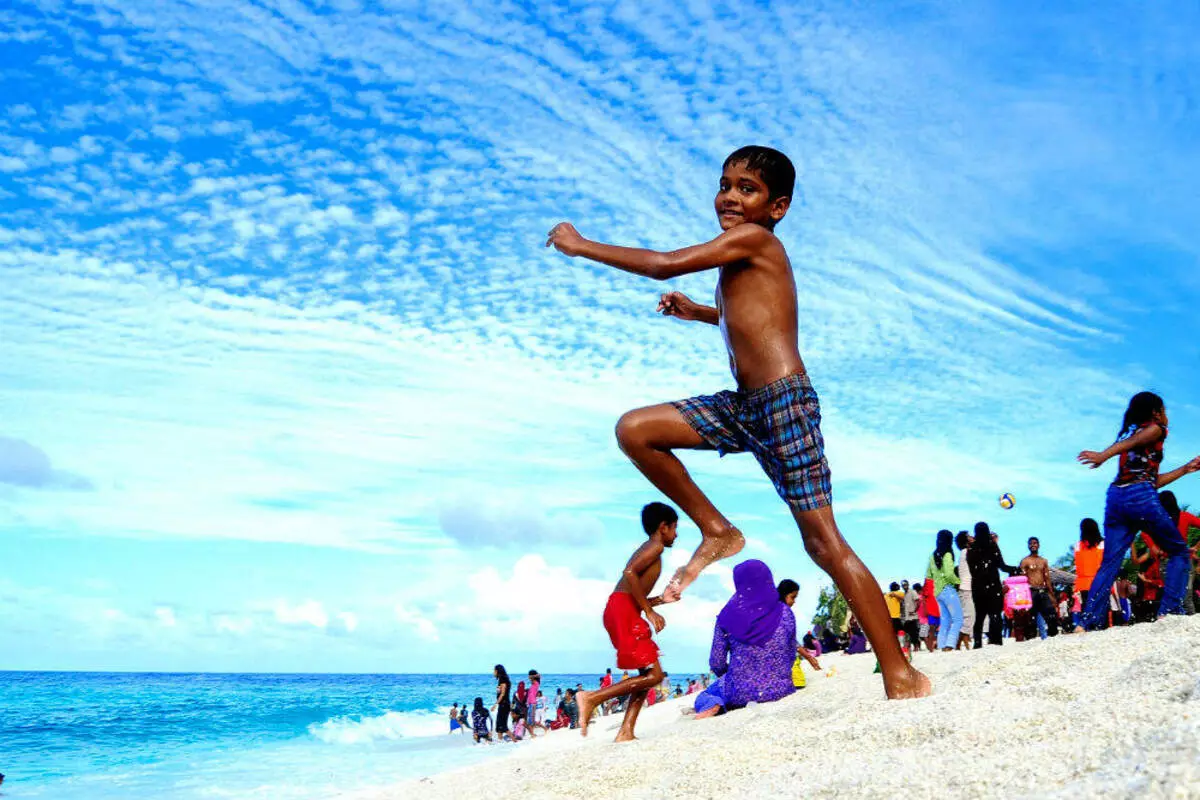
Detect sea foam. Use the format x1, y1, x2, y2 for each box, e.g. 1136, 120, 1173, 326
308, 709, 448, 744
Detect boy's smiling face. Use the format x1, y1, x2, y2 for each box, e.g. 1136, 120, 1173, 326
714, 160, 790, 230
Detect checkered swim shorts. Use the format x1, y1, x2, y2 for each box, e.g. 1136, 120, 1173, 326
671, 373, 832, 512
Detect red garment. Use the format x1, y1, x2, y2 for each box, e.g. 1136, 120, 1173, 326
1178, 511, 1200, 540
602, 592, 658, 670
1138, 533, 1163, 601
921, 580, 939, 617
599, 674, 613, 689
646, 689, 657, 706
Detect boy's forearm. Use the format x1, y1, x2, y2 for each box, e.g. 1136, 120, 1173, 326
694, 305, 720, 325
576, 239, 672, 280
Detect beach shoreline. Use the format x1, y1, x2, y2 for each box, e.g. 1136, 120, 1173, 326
356, 616, 1200, 800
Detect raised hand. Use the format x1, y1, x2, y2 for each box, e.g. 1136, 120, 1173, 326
1184, 455, 1200, 474
546, 222, 586, 256
1077, 450, 1105, 469
656, 291, 701, 321
646, 609, 666, 634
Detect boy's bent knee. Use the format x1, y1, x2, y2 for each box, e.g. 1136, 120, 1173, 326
615, 412, 647, 452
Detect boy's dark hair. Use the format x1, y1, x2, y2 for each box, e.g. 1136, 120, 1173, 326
955, 531, 971, 550
974, 521, 992, 539
641, 501, 678, 535
888, 581, 900, 591
1120, 391, 1164, 437
778, 578, 800, 600
724, 145, 795, 200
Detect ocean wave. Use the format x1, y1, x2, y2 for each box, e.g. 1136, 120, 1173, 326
308, 709, 449, 744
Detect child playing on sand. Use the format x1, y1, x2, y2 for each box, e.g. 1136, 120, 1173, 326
1077, 391, 1200, 628
574, 502, 677, 742
547, 146, 929, 699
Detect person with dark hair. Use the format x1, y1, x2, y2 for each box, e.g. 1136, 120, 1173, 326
492, 665, 511, 738
574, 502, 676, 742
884, 582, 905, 635
900, 579, 921, 651
1160, 490, 1200, 615
470, 697, 492, 743
1077, 392, 1200, 627
926, 530, 962, 651
968, 522, 1020, 647
777, 578, 800, 605
1074, 518, 1105, 628
1020, 537, 1058, 639
955, 531, 975, 649
547, 147, 930, 700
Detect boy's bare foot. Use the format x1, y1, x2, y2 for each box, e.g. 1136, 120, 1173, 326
614, 731, 638, 743
883, 666, 932, 700
1073, 625, 1085, 634
662, 528, 746, 602
575, 691, 595, 737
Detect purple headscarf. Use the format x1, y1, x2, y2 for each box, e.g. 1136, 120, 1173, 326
717, 560, 785, 646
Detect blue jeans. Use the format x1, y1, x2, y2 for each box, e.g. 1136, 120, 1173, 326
1082, 482, 1190, 628
936, 587, 963, 649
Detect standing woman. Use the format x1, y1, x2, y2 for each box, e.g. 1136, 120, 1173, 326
968, 522, 1018, 647
926, 530, 962, 652
1077, 392, 1200, 628
1073, 518, 1104, 627
492, 664, 512, 739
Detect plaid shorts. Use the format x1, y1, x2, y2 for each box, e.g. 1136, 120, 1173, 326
671, 373, 832, 512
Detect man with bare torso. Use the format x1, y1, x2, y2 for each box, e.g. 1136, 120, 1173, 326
547, 145, 929, 699
1020, 537, 1059, 639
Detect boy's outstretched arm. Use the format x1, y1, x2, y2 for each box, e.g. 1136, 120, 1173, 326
546, 221, 771, 281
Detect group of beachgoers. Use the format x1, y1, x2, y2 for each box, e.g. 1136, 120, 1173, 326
453, 663, 721, 743
870, 503, 1200, 655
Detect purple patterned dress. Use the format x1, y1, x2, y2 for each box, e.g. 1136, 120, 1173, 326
709, 605, 797, 709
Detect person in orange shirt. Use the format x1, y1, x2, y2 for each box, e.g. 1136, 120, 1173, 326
1160, 491, 1200, 615
1073, 518, 1104, 630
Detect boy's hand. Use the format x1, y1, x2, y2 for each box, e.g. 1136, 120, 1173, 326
546, 222, 586, 256
1183, 455, 1200, 474
646, 609, 666, 633
1077, 450, 1105, 468
657, 291, 702, 320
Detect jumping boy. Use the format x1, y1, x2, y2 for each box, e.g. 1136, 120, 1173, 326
548, 146, 929, 698
575, 502, 676, 741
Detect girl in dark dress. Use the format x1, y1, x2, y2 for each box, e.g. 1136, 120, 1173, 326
493, 664, 511, 736
470, 697, 492, 743
968, 521, 1019, 647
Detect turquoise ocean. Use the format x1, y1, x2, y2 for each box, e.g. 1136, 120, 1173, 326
0, 671, 610, 799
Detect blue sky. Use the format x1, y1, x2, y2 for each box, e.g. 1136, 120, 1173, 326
2, 0, 1198, 674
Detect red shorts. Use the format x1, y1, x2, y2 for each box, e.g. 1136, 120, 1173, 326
603, 592, 659, 670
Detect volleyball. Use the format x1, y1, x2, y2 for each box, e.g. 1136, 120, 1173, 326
999, 493, 1016, 510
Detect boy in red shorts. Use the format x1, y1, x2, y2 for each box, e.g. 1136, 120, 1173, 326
548, 146, 929, 699
576, 502, 676, 742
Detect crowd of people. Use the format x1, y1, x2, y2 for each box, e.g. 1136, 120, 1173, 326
867, 494, 1200, 654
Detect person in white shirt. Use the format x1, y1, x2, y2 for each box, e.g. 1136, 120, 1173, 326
955, 531, 976, 650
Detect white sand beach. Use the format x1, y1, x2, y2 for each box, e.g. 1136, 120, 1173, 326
361, 616, 1200, 800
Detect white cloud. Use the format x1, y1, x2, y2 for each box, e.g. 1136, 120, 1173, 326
273, 599, 329, 629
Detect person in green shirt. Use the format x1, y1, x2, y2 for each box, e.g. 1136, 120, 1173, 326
926, 529, 963, 651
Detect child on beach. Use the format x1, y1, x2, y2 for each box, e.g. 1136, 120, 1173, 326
547, 146, 929, 699
1077, 392, 1200, 628
470, 697, 492, 743
574, 502, 677, 742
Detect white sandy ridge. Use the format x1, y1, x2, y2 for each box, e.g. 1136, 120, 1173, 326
353, 616, 1200, 800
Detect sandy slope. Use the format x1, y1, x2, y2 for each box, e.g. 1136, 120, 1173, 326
359, 616, 1200, 800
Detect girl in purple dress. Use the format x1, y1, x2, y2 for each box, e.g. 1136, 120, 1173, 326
708, 559, 797, 709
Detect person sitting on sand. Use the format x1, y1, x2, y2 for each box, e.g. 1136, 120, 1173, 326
470, 697, 492, 743
843, 619, 869, 655
779, 578, 821, 687
573, 502, 676, 742
708, 559, 797, 710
